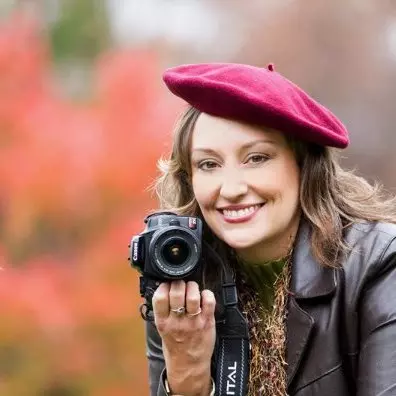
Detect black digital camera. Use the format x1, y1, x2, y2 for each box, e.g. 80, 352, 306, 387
129, 212, 203, 303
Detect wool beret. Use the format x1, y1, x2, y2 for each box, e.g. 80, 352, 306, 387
163, 63, 349, 148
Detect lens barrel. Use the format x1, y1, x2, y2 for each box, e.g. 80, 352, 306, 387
149, 226, 200, 278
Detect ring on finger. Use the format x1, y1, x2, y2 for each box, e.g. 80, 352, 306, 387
170, 306, 186, 316
187, 307, 202, 317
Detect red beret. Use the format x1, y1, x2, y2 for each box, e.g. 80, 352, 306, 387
163, 63, 349, 148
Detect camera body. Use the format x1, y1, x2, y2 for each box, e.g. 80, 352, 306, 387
130, 212, 203, 294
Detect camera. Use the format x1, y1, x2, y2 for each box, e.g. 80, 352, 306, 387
129, 212, 203, 298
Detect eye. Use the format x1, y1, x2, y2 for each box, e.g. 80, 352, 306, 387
245, 154, 270, 164
198, 160, 219, 171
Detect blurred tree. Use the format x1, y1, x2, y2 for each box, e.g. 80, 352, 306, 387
0, 9, 180, 395
50, 0, 110, 62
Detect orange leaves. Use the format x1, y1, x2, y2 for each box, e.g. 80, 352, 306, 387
0, 10, 182, 395
0, 12, 49, 120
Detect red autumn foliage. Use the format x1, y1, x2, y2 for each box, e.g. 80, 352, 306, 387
0, 11, 181, 395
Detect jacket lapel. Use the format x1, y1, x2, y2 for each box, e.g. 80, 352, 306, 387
286, 220, 337, 387
286, 297, 314, 386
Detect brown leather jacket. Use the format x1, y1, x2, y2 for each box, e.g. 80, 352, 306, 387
145, 221, 396, 395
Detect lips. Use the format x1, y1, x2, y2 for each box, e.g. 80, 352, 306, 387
217, 203, 265, 223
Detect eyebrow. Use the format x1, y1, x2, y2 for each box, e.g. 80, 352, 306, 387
191, 139, 277, 155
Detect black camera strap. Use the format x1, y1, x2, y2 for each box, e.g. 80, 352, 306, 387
215, 280, 250, 396
200, 239, 251, 396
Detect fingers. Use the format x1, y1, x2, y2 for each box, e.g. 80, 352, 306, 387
152, 282, 170, 321
152, 280, 216, 323
186, 281, 201, 315
169, 280, 186, 313
201, 289, 216, 320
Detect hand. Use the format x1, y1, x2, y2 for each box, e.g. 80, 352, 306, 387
152, 280, 216, 395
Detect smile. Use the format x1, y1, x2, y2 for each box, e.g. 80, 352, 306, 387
219, 204, 264, 223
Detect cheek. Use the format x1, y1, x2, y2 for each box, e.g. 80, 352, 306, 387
263, 161, 300, 205
191, 174, 217, 208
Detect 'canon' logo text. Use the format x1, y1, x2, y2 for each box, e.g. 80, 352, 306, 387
132, 241, 138, 262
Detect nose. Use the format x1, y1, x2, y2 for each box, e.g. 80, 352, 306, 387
219, 169, 248, 201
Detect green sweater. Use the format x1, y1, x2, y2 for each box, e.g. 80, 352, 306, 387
238, 257, 287, 311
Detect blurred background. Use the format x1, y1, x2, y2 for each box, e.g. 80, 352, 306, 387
0, 0, 395, 395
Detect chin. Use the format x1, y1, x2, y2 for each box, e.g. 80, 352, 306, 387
222, 233, 264, 250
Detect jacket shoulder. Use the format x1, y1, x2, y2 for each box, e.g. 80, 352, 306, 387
346, 221, 396, 242
343, 221, 396, 286
341, 223, 396, 394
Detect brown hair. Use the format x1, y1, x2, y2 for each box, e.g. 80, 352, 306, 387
153, 106, 396, 269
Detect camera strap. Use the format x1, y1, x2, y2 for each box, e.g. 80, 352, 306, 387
214, 281, 250, 396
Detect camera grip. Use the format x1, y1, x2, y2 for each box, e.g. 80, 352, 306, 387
139, 277, 160, 322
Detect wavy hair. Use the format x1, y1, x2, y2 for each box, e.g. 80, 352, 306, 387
153, 106, 396, 269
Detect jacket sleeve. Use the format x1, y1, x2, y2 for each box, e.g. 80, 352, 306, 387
145, 320, 168, 396
357, 237, 396, 396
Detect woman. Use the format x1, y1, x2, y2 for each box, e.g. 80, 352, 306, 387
144, 63, 396, 395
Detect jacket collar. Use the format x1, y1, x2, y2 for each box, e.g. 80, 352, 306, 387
290, 219, 337, 299
286, 219, 337, 389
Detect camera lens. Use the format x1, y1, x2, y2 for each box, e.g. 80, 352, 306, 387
150, 227, 200, 278
161, 238, 190, 266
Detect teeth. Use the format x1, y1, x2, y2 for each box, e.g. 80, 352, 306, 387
223, 205, 261, 218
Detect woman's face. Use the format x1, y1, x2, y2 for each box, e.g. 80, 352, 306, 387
190, 113, 301, 263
